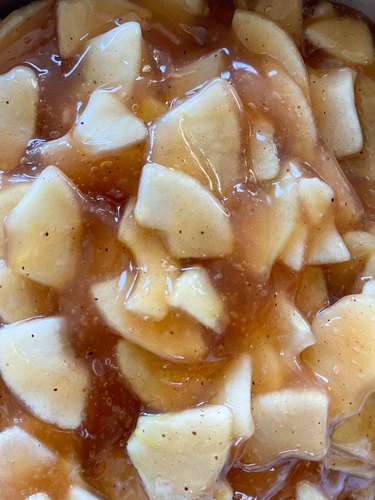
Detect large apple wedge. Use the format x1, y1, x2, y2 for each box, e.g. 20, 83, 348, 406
253, 0, 303, 45
134, 163, 234, 259
92, 276, 208, 362
150, 78, 244, 194
5, 166, 83, 289
232, 10, 308, 95
0, 66, 38, 170
127, 405, 233, 499
0, 317, 90, 429
0, 181, 30, 257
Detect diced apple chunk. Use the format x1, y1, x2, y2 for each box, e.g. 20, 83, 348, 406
254, 0, 303, 45
5, 166, 83, 289
308, 226, 350, 265
118, 198, 178, 321
304, 17, 374, 65
117, 340, 213, 411
168, 267, 228, 334
0, 181, 30, 257
299, 177, 333, 225
67, 485, 101, 500
57, 0, 150, 58
296, 481, 328, 500
281, 222, 308, 271
211, 353, 254, 441
296, 266, 329, 320
242, 388, 329, 463
92, 276, 208, 362
127, 405, 233, 499
0, 66, 39, 170
362, 279, 375, 298
250, 116, 280, 181
135, 163, 234, 259
0, 317, 90, 429
310, 68, 363, 158
151, 79, 244, 194
303, 294, 375, 418
232, 10, 308, 95
0, 260, 52, 323
212, 480, 233, 500
84, 22, 142, 92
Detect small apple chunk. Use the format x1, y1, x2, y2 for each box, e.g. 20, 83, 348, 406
0, 317, 90, 429
134, 0, 208, 23
5, 166, 83, 289
307, 226, 350, 265
249, 116, 280, 181
0, 66, 39, 170
310, 68, 363, 158
298, 177, 334, 225
304, 17, 374, 66
92, 276, 208, 362
150, 78, 244, 194
84, 22, 142, 92
253, 0, 303, 45
296, 266, 329, 320
127, 405, 233, 499
0, 181, 30, 257
135, 163, 234, 259
296, 481, 328, 500
242, 388, 329, 464
168, 267, 228, 334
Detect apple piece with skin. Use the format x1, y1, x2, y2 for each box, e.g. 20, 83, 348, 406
5, 166, 83, 290
150, 78, 244, 195
127, 405, 233, 499
134, 163, 234, 259
0, 317, 90, 430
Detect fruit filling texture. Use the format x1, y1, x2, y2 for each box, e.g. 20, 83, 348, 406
0, 0, 374, 499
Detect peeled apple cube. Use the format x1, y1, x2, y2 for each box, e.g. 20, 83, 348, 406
84, 22, 142, 92
150, 78, 244, 194
5, 166, 83, 289
232, 10, 308, 96
307, 225, 350, 265
243, 388, 329, 463
310, 68, 363, 158
298, 177, 334, 225
0, 317, 90, 429
168, 267, 228, 334
296, 481, 329, 500
303, 294, 375, 418
73, 90, 147, 159
304, 17, 375, 66
127, 405, 233, 499
135, 163, 234, 259
0, 66, 39, 170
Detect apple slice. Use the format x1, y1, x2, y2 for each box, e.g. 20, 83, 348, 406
211, 353, 254, 441
0, 66, 39, 170
84, 22, 142, 92
135, 163, 234, 259
296, 481, 328, 500
127, 405, 233, 499
150, 78, 244, 194
73, 90, 147, 159
5, 166, 83, 289
0, 317, 90, 429
0, 260, 52, 324
57, 0, 150, 58
118, 198, 178, 321
232, 10, 308, 95
310, 68, 363, 158
254, 0, 303, 45
304, 17, 374, 65
117, 340, 214, 412
303, 294, 375, 418
242, 388, 329, 463
0, 181, 30, 257
249, 116, 280, 181
168, 267, 228, 334
92, 276, 208, 362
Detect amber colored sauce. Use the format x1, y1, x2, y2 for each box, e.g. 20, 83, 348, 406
0, 0, 374, 498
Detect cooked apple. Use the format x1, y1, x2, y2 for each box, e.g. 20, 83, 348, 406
0, 66, 39, 170
296, 266, 329, 320
168, 267, 228, 334
117, 340, 214, 411
27, 494, 51, 500
298, 177, 334, 225
253, 0, 303, 45
303, 294, 375, 418
0, 260, 52, 323
127, 405, 233, 499
134, 0, 208, 23
232, 10, 308, 95
0, 317, 90, 429
67, 485, 101, 500
57, 0, 150, 58
118, 198, 178, 321
242, 388, 329, 463
134, 163, 234, 259
326, 448, 375, 481
307, 225, 350, 265
211, 353, 254, 441
281, 221, 308, 271
304, 17, 374, 65
310, 68, 363, 158
249, 116, 280, 181
92, 276, 208, 362
296, 481, 328, 500
84, 22, 142, 92
0, 181, 30, 257
307, 0, 336, 19
150, 78, 244, 194
5, 166, 83, 289
212, 480, 233, 500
